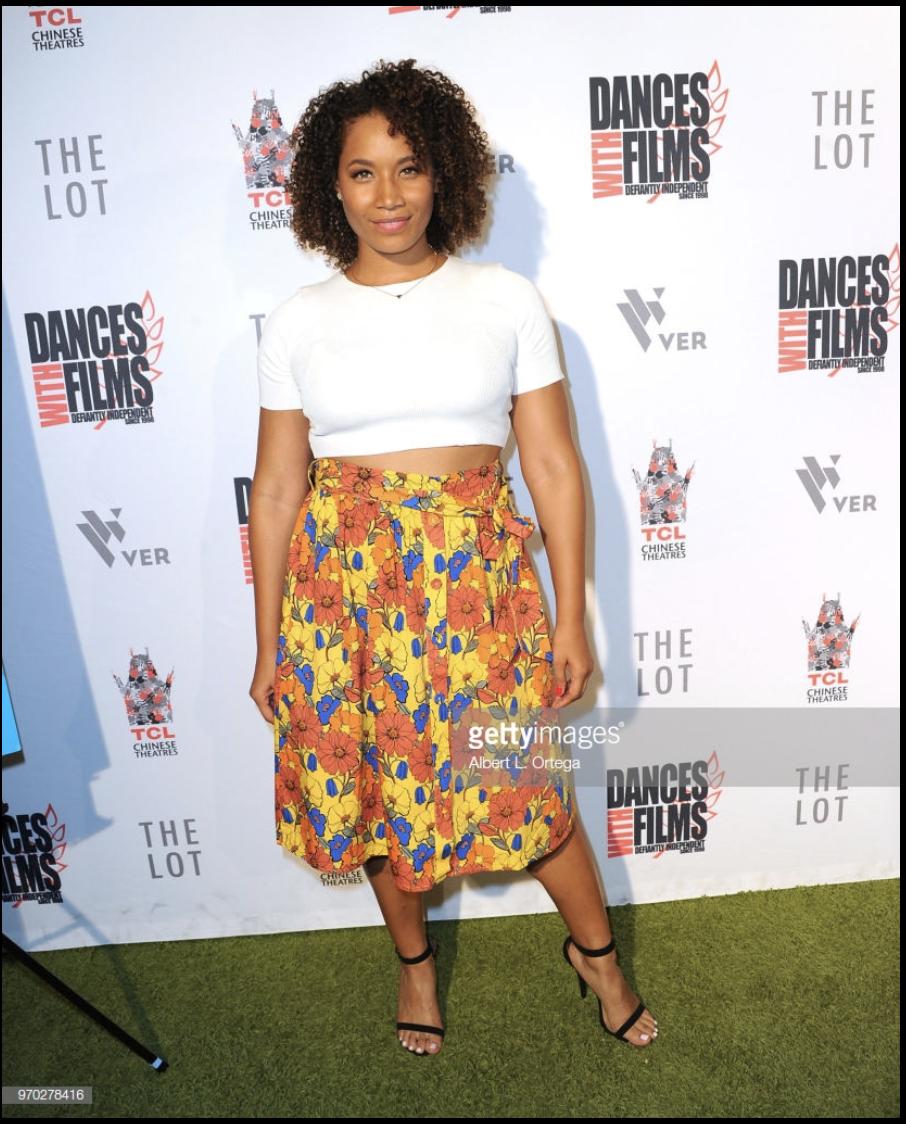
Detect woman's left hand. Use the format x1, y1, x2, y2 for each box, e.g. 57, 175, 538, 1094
549, 620, 595, 707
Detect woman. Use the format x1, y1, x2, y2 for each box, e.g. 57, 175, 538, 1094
248, 58, 658, 1056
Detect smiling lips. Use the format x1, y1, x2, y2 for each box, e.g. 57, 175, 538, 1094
373, 217, 410, 232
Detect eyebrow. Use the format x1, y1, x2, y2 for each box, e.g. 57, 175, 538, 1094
345, 155, 417, 168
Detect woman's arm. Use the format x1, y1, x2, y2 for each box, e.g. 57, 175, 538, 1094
510, 382, 594, 707
248, 407, 313, 722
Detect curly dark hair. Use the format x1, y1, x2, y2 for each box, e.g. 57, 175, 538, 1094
287, 58, 493, 272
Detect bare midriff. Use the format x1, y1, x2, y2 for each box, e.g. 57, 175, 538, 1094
324, 444, 503, 475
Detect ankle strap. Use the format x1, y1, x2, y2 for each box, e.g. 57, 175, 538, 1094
570, 934, 615, 957
396, 937, 434, 964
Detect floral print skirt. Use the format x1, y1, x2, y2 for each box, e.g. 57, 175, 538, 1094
272, 455, 576, 892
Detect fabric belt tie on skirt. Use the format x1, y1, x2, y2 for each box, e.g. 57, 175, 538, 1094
307, 459, 535, 551
306, 459, 537, 633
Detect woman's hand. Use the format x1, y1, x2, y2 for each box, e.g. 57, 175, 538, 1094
550, 620, 594, 707
250, 653, 278, 724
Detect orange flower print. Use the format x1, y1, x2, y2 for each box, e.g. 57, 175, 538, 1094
511, 586, 542, 633
318, 727, 361, 775
375, 708, 419, 759
374, 558, 406, 608
312, 577, 344, 625
448, 582, 488, 632
487, 789, 530, 832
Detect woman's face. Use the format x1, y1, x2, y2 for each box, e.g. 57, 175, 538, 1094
335, 111, 436, 256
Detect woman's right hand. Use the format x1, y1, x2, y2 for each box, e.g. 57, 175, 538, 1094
250, 653, 279, 725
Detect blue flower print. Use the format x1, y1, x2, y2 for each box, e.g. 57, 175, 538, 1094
412, 701, 430, 733
412, 841, 435, 872
449, 692, 472, 722
317, 694, 341, 724
314, 541, 331, 570
386, 671, 409, 704
448, 550, 470, 580
390, 816, 413, 846
402, 547, 422, 582
328, 833, 352, 861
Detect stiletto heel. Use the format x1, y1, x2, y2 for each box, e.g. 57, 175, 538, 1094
562, 935, 590, 998
395, 933, 445, 1055
562, 932, 657, 1046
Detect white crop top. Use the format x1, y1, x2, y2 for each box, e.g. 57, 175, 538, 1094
256, 254, 566, 457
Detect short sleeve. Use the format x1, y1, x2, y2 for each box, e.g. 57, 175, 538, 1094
257, 304, 304, 410
510, 272, 566, 396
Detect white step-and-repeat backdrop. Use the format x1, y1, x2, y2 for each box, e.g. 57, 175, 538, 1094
2, 6, 899, 950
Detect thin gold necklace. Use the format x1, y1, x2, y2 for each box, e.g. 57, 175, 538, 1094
345, 251, 443, 299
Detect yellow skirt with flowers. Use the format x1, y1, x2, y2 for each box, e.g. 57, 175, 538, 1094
272, 455, 576, 892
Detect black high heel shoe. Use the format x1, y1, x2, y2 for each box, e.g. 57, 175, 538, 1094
395, 934, 445, 1054
562, 933, 657, 1045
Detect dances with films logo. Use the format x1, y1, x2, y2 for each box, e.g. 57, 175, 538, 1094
589, 64, 727, 200
777, 246, 899, 375
234, 476, 253, 584
633, 439, 695, 560
2, 802, 66, 905
231, 89, 293, 231
607, 755, 721, 858
113, 648, 178, 757
24, 291, 164, 428
803, 594, 860, 704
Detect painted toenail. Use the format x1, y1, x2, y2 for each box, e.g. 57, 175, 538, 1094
640, 1034, 649, 1040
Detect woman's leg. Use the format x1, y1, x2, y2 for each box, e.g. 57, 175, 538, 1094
364, 855, 445, 1055
525, 817, 659, 1046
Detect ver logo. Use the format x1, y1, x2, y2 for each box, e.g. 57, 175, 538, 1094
76, 508, 171, 568
795, 455, 877, 514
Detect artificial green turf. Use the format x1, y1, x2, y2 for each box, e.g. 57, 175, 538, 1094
2, 879, 899, 1117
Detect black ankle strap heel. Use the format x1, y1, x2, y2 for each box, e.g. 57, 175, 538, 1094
395, 934, 445, 1051
562, 932, 654, 1046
